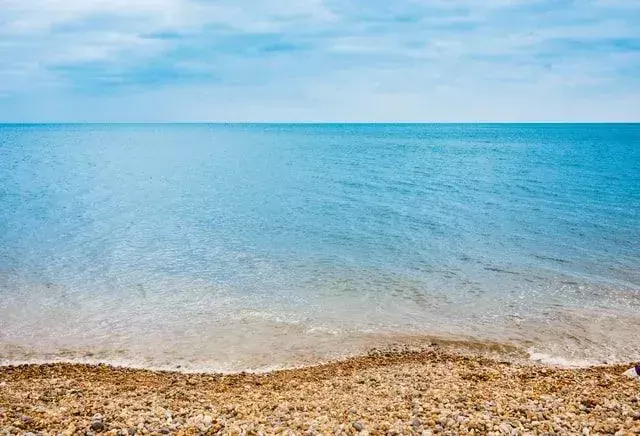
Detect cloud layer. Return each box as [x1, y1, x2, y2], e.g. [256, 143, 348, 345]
[1, 0, 639, 121]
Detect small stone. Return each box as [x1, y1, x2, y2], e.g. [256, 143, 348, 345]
[412, 418, 422, 428]
[91, 421, 105, 432]
[90, 414, 105, 432]
[499, 422, 513, 435]
[353, 422, 363, 432]
[63, 424, 77, 436]
[623, 366, 640, 379]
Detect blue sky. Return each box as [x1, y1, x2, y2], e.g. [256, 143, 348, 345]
[0, 0, 639, 122]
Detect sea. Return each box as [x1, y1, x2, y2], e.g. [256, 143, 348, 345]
[0, 123, 638, 372]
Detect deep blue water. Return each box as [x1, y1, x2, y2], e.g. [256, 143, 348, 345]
[0, 123, 638, 370]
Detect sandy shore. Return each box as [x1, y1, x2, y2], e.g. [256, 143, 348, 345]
[1, 347, 639, 435]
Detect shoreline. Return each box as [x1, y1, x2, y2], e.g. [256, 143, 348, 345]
[0, 336, 534, 375]
[0, 335, 623, 376]
[2, 331, 613, 377]
[2, 347, 639, 434]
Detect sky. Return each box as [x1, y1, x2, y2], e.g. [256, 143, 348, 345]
[0, 0, 639, 122]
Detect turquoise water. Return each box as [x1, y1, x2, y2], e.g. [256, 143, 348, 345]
[0, 123, 638, 370]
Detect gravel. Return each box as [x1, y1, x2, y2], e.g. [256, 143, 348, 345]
[1, 348, 639, 434]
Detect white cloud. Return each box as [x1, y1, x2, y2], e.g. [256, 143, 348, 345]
[0, 0, 638, 120]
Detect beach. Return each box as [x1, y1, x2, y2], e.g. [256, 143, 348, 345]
[2, 346, 639, 435]
[2, 0, 640, 429]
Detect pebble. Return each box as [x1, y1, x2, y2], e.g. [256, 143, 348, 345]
[0, 349, 638, 434]
[91, 421, 105, 431]
[91, 413, 105, 431]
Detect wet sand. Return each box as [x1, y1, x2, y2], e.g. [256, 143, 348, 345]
[1, 347, 639, 435]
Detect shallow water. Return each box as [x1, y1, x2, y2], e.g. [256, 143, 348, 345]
[0, 123, 638, 371]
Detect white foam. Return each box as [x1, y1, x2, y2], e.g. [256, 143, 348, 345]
[527, 350, 602, 368]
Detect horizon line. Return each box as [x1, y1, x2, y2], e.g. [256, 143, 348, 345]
[1, 121, 639, 125]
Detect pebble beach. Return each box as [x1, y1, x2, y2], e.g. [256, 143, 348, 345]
[1, 347, 639, 435]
